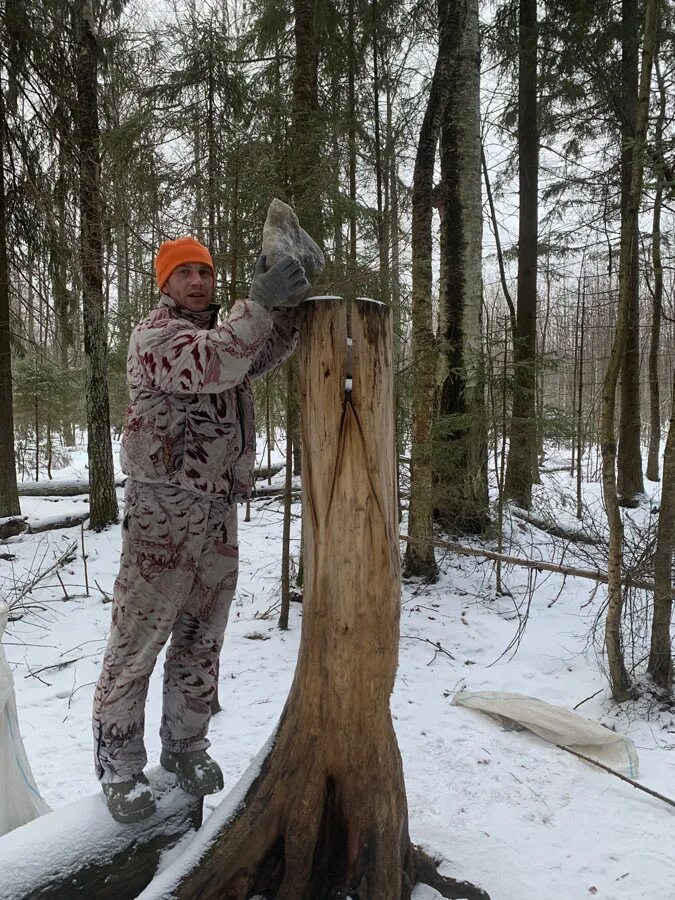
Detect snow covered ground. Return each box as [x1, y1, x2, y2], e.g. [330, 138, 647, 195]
[2, 441, 675, 899]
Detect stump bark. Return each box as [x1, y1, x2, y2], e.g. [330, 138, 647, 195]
[159, 299, 489, 900]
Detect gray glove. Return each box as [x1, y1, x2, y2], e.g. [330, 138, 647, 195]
[249, 254, 310, 310]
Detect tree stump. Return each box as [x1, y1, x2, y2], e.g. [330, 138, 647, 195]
[153, 299, 490, 900]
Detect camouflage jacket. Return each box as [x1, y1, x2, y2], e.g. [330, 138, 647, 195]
[120, 295, 298, 501]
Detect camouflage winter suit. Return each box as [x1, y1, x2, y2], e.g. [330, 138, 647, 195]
[93, 294, 298, 782]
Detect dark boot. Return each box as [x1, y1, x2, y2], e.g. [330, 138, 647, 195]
[101, 773, 156, 824]
[160, 749, 224, 796]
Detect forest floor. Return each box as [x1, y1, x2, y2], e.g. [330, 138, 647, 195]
[2, 441, 675, 900]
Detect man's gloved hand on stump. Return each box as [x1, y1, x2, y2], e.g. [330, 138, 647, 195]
[249, 254, 310, 310]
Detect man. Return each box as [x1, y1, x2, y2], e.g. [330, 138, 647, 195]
[93, 236, 309, 823]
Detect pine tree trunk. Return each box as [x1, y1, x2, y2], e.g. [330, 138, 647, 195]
[75, 0, 118, 530]
[290, 0, 320, 481]
[329, 71, 345, 281]
[388, 87, 404, 519]
[404, 0, 457, 579]
[387, 84, 401, 360]
[434, 0, 487, 535]
[292, 0, 323, 246]
[206, 43, 217, 256]
[504, 0, 538, 511]
[193, 116, 204, 243]
[229, 144, 240, 309]
[372, 0, 390, 305]
[603, 0, 658, 701]
[617, 0, 645, 502]
[0, 75, 20, 518]
[648, 368, 675, 689]
[348, 0, 357, 276]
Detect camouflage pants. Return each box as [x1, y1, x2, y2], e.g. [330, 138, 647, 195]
[93, 479, 238, 783]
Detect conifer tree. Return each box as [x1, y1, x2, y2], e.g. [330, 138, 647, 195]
[0, 65, 20, 516]
[503, 0, 539, 511]
[75, 0, 118, 528]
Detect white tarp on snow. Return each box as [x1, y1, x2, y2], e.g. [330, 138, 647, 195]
[452, 690, 639, 778]
[0, 601, 50, 836]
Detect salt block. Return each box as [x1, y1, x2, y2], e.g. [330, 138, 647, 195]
[261, 199, 325, 285]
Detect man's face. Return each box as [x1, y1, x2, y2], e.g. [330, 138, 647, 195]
[163, 263, 214, 312]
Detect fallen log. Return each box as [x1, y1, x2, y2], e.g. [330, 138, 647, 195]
[16, 477, 127, 497]
[400, 532, 667, 597]
[251, 484, 301, 499]
[0, 517, 28, 540]
[1, 514, 90, 540]
[28, 513, 90, 534]
[253, 463, 284, 480]
[0, 768, 202, 900]
[16, 466, 281, 500]
[510, 507, 598, 546]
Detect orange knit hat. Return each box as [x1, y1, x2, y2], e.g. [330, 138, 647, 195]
[155, 237, 214, 291]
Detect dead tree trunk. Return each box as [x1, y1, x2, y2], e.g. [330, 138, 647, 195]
[158, 299, 489, 900]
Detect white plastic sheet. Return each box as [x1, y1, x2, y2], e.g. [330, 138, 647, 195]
[452, 690, 639, 778]
[0, 601, 50, 836]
